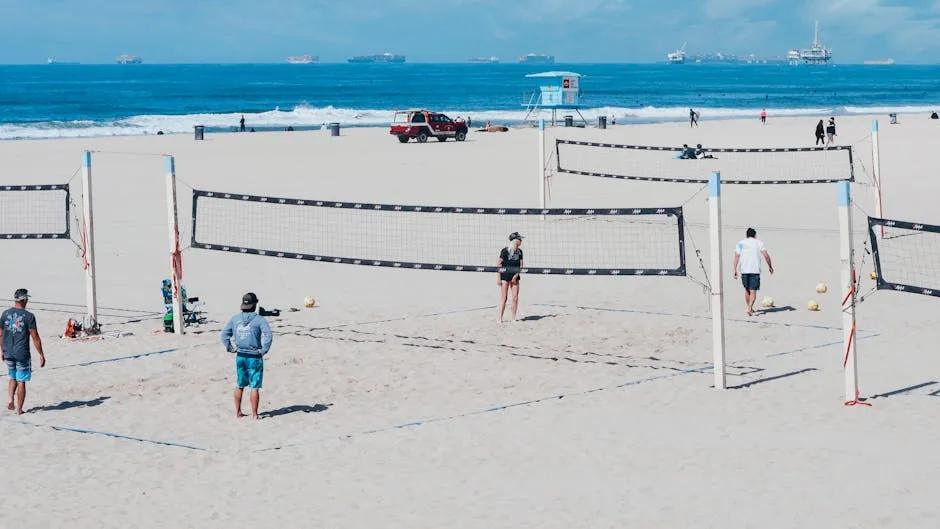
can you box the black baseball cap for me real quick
[509,232,524,241]
[13,288,30,302]
[240,292,259,311]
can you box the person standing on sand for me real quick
[760,109,767,124]
[1,289,46,415]
[690,108,698,127]
[239,115,246,132]
[815,120,825,145]
[497,232,524,323]
[733,228,774,316]
[221,292,273,420]
[826,117,837,145]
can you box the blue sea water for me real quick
[1,63,939,139]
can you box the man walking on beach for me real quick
[221,292,273,420]
[690,108,698,127]
[1,289,46,415]
[732,228,774,316]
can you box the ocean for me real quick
[1,63,939,140]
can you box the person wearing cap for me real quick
[0,289,46,415]
[497,232,525,323]
[220,292,273,419]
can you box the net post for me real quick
[165,156,184,336]
[839,181,860,403]
[81,151,99,330]
[538,119,546,216]
[871,120,884,237]
[709,171,727,389]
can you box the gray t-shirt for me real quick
[1,308,37,362]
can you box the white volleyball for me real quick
[303,295,316,308]
[761,297,775,308]
[807,300,820,311]
[816,283,828,294]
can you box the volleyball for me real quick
[870,271,878,280]
[761,297,775,308]
[816,283,828,294]
[807,300,820,311]
[303,295,316,308]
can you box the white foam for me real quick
[2,103,938,140]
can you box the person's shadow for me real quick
[28,396,111,413]
[260,403,331,419]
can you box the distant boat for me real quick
[347,53,406,64]
[116,55,142,64]
[786,49,801,65]
[519,53,555,64]
[287,55,319,64]
[667,44,687,64]
[468,56,500,64]
[864,59,895,65]
[47,58,79,65]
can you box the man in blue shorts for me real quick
[0,289,46,415]
[221,292,273,420]
[733,228,774,316]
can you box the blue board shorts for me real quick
[5,358,32,382]
[741,273,761,291]
[236,354,263,389]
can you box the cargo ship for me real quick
[863,59,895,65]
[518,53,555,64]
[347,53,406,64]
[116,55,142,64]
[287,55,319,64]
[468,56,500,64]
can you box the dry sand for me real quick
[1,113,939,528]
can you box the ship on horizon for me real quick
[347,53,406,64]
[667,44,687,64]
[518,53,555,64]
[468,56,500,64]
[864,59,895,65]
[116,55,142,64]
[47,58,79,65]
[287,55,319,64]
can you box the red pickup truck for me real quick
[390,109,468,143]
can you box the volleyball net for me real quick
[554,140,855,185]
[190,189,687,276]
[0,184,72,239]
[868,217,940,298]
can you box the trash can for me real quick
[564,115,573,127]
[194,125,205,141]
[889,113,898,124]
[330,122,340,136]
[598,116,607,129]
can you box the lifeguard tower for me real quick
[522,71,586,126]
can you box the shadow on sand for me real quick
[260,403,332,419]
[28,396,111,413]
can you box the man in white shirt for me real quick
[733,228,774,316]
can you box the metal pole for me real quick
[839,181,860,403]
[81,151,99,330]
[165,156,184,335]
[709,171,726,389]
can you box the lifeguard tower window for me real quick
[412,113,426,123]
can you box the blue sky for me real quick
[2,0,939,63]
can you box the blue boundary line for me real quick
[2,343,214,378]
[254,332,882,452]
[0,417,211,452]
[536,303,853,332]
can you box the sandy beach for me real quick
[2,113,940,528]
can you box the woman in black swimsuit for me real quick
[497,232,524,323]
